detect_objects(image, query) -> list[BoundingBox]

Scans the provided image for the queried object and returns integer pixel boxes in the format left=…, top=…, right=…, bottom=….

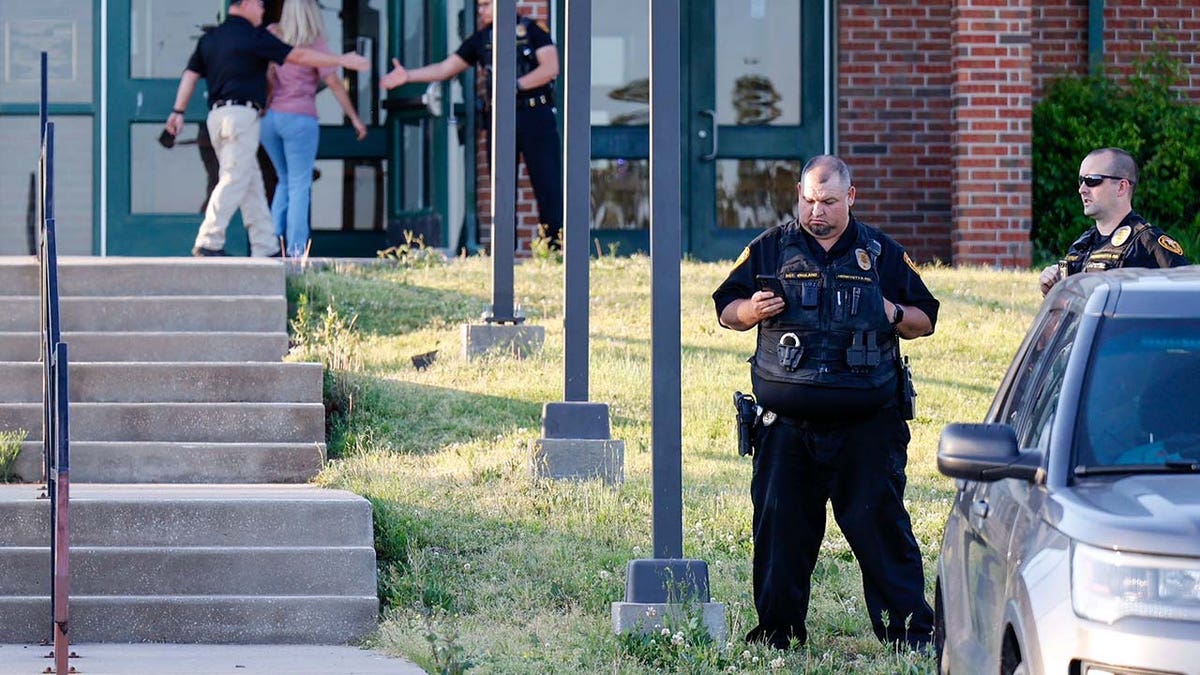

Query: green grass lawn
left=287, top=254, right=1042, bottom=674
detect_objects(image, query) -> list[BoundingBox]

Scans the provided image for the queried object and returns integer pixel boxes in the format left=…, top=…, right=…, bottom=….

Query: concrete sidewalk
left=0, top=643, right=425, bottom=674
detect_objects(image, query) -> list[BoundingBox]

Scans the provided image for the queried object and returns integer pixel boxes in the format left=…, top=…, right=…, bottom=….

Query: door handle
left=970, top=500, right=989, bottom=519
left=699, top=109, right=717, bottom=161
left=382, top=82, right=443, bottom=117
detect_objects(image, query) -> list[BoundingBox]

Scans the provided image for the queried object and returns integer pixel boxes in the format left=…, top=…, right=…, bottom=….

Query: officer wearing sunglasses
left=1040, top=147, right=1188, bottom=296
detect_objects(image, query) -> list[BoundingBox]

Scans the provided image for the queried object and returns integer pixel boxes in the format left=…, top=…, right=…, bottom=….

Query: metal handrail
left=37, top=50, right=71, bottom=675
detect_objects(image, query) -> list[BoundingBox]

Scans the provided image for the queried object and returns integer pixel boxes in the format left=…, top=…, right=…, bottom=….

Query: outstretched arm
left=381, top=54, right=470, bottom=90
left=287, top=48, right=371, bottom=72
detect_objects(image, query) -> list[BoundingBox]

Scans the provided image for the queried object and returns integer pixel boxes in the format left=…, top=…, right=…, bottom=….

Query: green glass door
left=105, top=0, right=449, bottom=257
left=685, top=0, right=826, bottom=261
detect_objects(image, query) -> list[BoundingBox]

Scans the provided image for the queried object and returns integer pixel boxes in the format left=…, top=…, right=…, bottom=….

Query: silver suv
left=935, top=267, right=1200, bottom=675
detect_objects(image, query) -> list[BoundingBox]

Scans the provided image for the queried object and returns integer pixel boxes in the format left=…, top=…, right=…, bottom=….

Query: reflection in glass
left=715, top=2, right=800, bottom=125
left=591, top=159, right=648, bottom=230
left=715, top=159, right=800, bottom=230
left=0, top=116, right=93, bottom=254
left=311, top=160, right=388, bottom=232
left=0, top=0, right=94, bottom=104
left=590, top=2, right=649, bottom=126
left=129, top=1, right=215, bottom=79
left=400, top=121, right=430, bottom=212
left=130, top=122, right=210, bottom=214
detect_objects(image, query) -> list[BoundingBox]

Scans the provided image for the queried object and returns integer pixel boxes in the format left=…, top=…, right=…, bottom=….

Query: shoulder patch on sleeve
left=1159, top=234, right=1184, bottom=256
left=732, top=247, right=750, bottom=270
left=903, top=252, right=921, bottom=275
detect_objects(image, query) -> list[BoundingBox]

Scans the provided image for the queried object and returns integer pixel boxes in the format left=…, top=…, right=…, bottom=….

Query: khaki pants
left=193, top=105, right=279, bottom=256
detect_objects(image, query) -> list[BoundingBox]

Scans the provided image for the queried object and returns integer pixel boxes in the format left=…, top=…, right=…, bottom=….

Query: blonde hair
left=278, top=0, right=326, bottom=48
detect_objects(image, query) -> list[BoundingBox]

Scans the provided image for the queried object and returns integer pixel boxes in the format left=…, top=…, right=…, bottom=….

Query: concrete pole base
left=529, top=438, right=624, bottom=484
left=611, top=602, right=727, bottom=644
left=460, top=323, right=545, bottom=359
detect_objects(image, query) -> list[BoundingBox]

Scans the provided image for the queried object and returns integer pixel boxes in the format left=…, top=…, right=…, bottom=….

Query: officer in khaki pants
left=164, top=0, right=369, bottom=257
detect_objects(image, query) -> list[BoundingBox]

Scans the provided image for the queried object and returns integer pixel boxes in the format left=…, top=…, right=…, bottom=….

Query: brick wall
left=1104, top=1, right=1200, bottom=99
left=838, top=2, right=955, bottom=263
left=474, top=0, right=552, bottom=256
left=1030, top=0, right=1089, bottom=98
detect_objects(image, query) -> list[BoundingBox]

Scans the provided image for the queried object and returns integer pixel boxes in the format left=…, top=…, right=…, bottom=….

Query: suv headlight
left=1072, top=542, right=1200, bottom=623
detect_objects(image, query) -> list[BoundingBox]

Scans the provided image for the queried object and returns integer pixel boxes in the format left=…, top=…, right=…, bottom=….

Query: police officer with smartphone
left=713, top=155, right=939, bottom=651
left=380, top=0, right=563, bottom=249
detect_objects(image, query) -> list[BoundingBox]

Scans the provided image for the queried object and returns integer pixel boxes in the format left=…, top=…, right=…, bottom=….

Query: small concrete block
left=542, top=402, right=611, bottom=439
left=530, top=438, right=624, bottom=484
left=612, top=602, right=727, bottom=644
left=461, top=323, right=545, bottom=359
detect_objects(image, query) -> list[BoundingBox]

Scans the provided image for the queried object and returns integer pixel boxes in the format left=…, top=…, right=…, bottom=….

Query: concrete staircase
left=0, top=257, right=377, bottom=644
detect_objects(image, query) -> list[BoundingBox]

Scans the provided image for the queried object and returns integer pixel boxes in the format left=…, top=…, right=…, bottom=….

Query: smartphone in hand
left=755, top=274, right=787, bottom=307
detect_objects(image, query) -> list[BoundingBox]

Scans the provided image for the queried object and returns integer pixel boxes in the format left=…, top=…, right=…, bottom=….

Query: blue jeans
left=260, top=110, right=319, bottom=256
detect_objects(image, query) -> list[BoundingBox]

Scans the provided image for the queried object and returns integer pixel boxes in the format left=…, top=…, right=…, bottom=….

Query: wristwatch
left=890, top=303, right=905, bottom=326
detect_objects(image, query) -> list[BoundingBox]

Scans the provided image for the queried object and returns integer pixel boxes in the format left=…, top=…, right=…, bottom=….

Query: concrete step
left=0, top=595, right=378, bottom=644
left=0, top=485, right=373, bottom=548
left=0, top=257, right=285, bottom=297
left=0, top=331, right=290, bottom=362
left=0, top=402, right=324, bottom=443
left=0, top=296, right=286, bottom=332
left=0, top=546, right=377, bottom=596
left=0, top=362, right=321, bottom=403
left=12, top=441, right=324, bottom=484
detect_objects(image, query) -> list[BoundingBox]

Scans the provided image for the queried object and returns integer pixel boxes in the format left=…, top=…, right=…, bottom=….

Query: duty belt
left=518, top=93, right=551, bottom=108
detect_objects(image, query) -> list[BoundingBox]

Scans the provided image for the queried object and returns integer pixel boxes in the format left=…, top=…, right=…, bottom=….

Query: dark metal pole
left=489, top=0, right=518, bottom=323
left=563, top=0, right=590, bottom=401
left=649, top=0, right=683, bottom=559
left=53, top=341, right=70, bottom=675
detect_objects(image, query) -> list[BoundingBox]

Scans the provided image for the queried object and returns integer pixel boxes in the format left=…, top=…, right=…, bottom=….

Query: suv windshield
left=1074, top=319, right=1200, bottom=473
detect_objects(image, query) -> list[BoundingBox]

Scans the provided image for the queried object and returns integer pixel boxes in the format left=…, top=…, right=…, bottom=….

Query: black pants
left=747, top=406, right=934, bottom=649
left=515, top=104, right=563, bottom=246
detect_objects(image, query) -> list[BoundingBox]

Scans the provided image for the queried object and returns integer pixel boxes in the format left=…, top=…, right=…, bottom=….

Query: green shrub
left=1, top=429, right=28, bottom=483
left=1032, top=49, right=1200, bottom=264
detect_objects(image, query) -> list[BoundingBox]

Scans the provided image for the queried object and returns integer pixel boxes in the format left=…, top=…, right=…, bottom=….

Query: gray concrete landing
left=0, top=643, right=424, bottom=674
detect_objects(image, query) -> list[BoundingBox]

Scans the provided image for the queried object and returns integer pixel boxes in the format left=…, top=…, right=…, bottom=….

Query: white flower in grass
left=769, top=656, right=786, bottom=669
left=645, top=606, right=657, bottom=618
left=661, top=628, right=671, bottom=637
left=741, top=650, right=752, bottom=660
left=671, top=631, right=685, bottom=646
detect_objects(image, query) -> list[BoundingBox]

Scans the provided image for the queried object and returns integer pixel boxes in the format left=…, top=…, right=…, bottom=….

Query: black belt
left=210, top=99, right=262, bottom=112
left=517, top=94, right=551, bottom=108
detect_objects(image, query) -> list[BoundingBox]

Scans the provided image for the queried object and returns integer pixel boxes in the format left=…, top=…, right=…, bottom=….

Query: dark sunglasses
left=1078, top=174, right=1130, bottom=187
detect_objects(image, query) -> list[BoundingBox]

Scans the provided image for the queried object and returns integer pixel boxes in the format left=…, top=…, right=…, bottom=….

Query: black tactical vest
left=751, top=227, right=899, bottom=419
left=480, top=17, right=553, bottom=103
left=1062, top=216, right=1150, bottom=275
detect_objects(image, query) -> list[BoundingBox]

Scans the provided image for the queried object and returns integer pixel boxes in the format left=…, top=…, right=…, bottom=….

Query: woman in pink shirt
left=262, top=0, right=367, bottom=258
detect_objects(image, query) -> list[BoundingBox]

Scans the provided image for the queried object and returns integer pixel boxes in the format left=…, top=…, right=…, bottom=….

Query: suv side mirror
left=937, top=423, right=1043, bottom=482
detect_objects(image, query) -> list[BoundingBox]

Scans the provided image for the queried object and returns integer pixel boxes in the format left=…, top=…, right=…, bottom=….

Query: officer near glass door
left=713, top=155, right=939, bottom=651
left=380, top=0, right=563, bottom=249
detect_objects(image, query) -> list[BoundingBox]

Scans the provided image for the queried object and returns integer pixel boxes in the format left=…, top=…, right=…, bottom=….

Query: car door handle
left=971, top=500, right=989, bottom=519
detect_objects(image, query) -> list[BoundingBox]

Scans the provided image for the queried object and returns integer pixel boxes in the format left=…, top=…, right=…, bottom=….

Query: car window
left=1019, top=338, right=1073, bottom=452
left=1075, top=318, right=1200, bottom=468
left=998, top=308, right=1080, bottom=432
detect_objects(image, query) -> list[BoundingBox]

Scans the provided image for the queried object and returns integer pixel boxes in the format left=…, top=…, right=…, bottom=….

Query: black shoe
left=192, top=246, right=227, bottom=257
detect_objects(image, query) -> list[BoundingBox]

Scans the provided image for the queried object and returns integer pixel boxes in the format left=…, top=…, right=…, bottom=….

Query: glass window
left=0, top=115, right=92, bottom=255
left=590, top=1, right=648, bottom=126
left=591, top=158, right=648, bottom=230
left=130, top=122, right=210, bottom=214
left=715, top=159, right=800, bottom=230
left=1076, top=319, right=1200, bottom=468
left=714, top=1, right=800, bottom=126
left=128, top=1, right=215, bottom=79
left=0, top=0, right=94, bottom=104
left=311, top=159, right=388, bottom=232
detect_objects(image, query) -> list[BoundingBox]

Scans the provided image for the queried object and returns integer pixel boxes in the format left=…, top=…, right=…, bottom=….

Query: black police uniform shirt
left=454, top=16, right=555, bottom=102
left=713, top=217, right=939, bottom=420
left=1061, top=210, right=1189, bottom=275
left=187, top=16, right=293, bottom=109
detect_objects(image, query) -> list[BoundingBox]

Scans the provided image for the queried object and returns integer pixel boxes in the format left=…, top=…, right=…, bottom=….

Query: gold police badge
left=855, top=248, right=871, bottom=271
left=516, top=23, right=527, bottom=38
left=1111, top=225, right=1132, bottom=247
left=1159, top=235, right=1184, bottom=256
left=732, top=246, right=750, bottom=269
left=903, top=252, right=920, bottom=275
